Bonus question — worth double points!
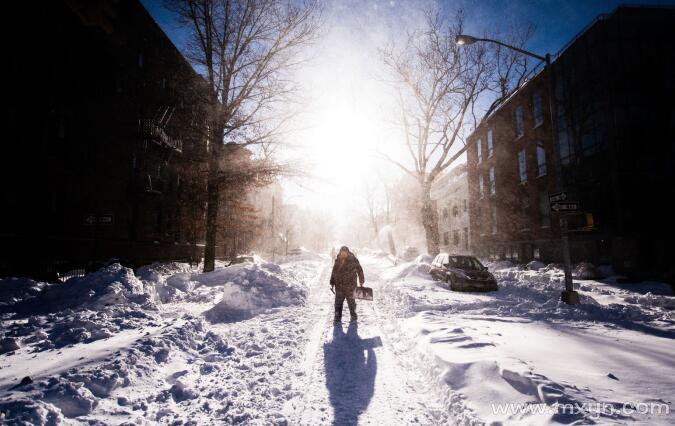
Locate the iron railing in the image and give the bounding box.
[140,119,183,152]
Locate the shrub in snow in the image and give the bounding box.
[573,262,601,279]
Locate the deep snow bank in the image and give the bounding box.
[200,263,308,322]
[373,256,675,424]
[2,264,160,353]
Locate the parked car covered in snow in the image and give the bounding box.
[401,246,419,261]
[288,248,303,256]
[430,253,498,292]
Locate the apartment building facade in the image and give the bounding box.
[2,0,212,278]
[431,165,471,255]
[467,6,675,277]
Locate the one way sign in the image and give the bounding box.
[550,202,579,212]
[549,191,567,203]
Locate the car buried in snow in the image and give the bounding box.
[429,253,498,292]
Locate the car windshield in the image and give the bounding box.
[446,256,483,270]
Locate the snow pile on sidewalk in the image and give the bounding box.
[381,255,432,281]
[201,263,308,322]
[0,277,53,311]
[0,317,234,424]
[0,256,321,425]
[372,256,675,424]
[2,264,161,353]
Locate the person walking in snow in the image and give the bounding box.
[329,246,365,323]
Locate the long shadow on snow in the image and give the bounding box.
[323,322,381,426]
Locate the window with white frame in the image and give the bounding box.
[518,150,527,183]
[533,92,544,127]
[487,129,494,157]
[515,106,524,137]
[489,167,496,195]
[478,174,484,198]
[476,139,483,164]
[536,143,547,176]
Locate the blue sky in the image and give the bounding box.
[142,0,675,62]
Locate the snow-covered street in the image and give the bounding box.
[1,253,674,425]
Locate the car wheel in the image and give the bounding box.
[445,274,454,290]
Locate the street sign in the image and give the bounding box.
[550,202,579,212]
[549,191,567,203]
[98,214,114,225]
[84,214,115,225]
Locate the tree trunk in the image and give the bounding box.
[203,170,219,272]
[203,124,223,273]
[420,186,440,256]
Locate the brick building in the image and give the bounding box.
[2,0,212,278]
[467,6,675,278]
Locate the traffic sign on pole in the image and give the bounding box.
[550,202,579,212]
[549,191,567,203]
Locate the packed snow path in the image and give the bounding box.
[290,261,447,425]
[2,254,673,424]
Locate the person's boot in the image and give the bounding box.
[333,313,341,324]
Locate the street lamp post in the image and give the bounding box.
[456,34,579,305]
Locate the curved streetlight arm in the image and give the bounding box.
[469,37,548,62]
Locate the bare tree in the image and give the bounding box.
[168,0,320,271]
[380,9,488,255]
[480,24,535,119]
[380,8,533,255]
[363,182,380,239]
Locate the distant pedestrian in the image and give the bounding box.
[329,246,365,323]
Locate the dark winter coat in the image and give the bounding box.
[330,253,364,294]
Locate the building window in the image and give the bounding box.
[521,196,530,230]
[463,199,467,212]
[478,174,484,198]
[533,92,544,127]
[515,106,524,137]
[487,129,494,157]
[491,204,497,235]
[443,232,450,246]
[463,227,468,250]
[476,139,483,164]
[453,230,460,246]
[489,167,496,195]
[536,143,547,177]
[518,150,527,183]
[453,205,459,217]
[539,190,551,228]
[442,207,449,220]
[534,247,541,259]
